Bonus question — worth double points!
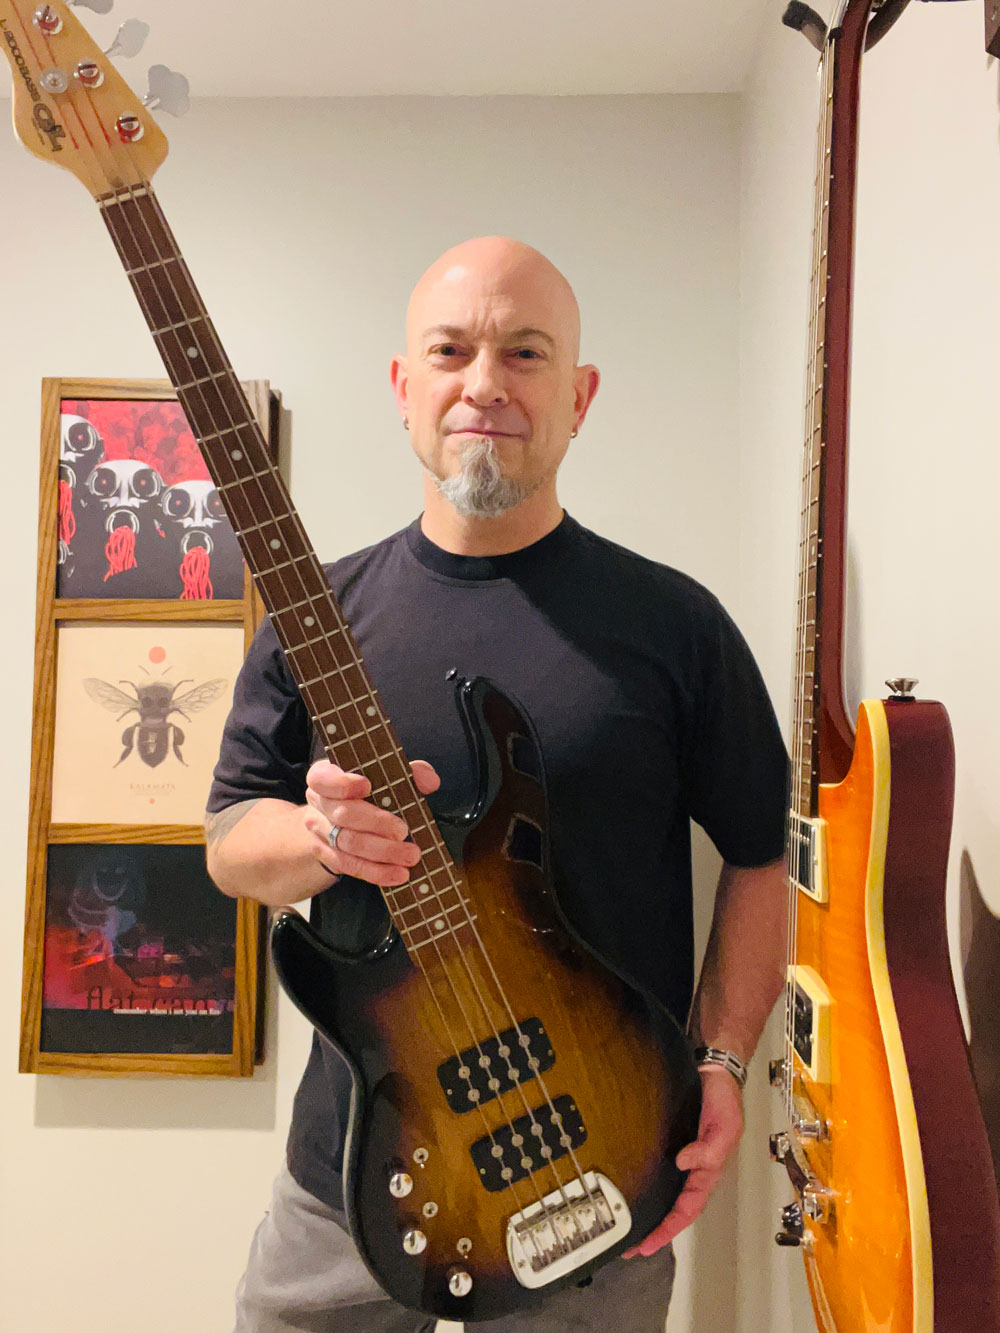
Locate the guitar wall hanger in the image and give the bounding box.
[784,0,975,55]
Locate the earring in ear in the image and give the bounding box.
[403,418,410,431]
[570,427,579,438]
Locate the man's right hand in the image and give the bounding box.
[303,759,441,888]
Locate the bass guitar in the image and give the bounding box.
[1,2,701,1321]
[771,3,1000,1330]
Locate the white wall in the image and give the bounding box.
[739,2,1000,1329]
[0,95,746,1330]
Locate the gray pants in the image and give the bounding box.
[235,1165,676,1332]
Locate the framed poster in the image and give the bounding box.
[20,377,278,1077]
[41,844,238,1056]
[51,623,244,826]
[57,396,246,600]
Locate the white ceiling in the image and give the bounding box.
[73,0,776,98]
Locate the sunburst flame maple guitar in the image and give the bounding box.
[2,3,701,1321]
[770,3,1000,1330]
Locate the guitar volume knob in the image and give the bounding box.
[388,1171,413,1199]
[447,1267,474,1297]
[402,1228,427,1255]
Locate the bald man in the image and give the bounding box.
[207,238,788,1333]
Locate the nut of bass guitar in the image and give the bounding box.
[775,698,1000,1332]
[271,676,703,1324]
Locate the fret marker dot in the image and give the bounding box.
[419,885,430,895]
[186,346,198,358]
[231,449,242,461]
[304,616,315,628]
[326,723,337,734]
[381,797,392,807]
[270,539,281,550]
[366,705,377,717]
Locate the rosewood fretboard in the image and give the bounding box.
[790,10,866,818]
[97,185,463,958]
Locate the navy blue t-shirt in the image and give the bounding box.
[207,513,788,1208]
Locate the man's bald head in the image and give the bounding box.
[390,236,599,534]
[405,237,582,365]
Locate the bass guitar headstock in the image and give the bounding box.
[0,1,175,197]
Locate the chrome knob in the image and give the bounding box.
[402,1228,427,1255]
[769,1131,790,1162]
[388,1172,413,1199]
[885,677,918,699]
[447,1267,474,1297]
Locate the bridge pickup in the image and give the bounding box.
[471,1094,586,1192]
[437,1018,554,1114]
[789,964,832,1084]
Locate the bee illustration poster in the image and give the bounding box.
[40,843,237,1055]
[51,624,243,825]
[56,397,245,600]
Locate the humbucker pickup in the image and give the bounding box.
[472,1095,586,1192]
[788,811,828,903]
[437,1018,555,1113]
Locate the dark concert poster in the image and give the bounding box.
[55,397,245,600]
[40,843,238,1056]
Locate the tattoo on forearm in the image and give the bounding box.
[204,798,263,850]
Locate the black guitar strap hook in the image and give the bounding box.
[784,0,972,56]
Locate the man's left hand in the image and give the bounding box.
[623,1069,745,1258]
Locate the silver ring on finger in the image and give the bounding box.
[326,824,343,851]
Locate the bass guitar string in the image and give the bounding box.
[85,131,596,1244]
[92,185,574,1267]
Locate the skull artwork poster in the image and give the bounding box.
[56,397,246,599]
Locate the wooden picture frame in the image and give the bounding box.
[19,377,279,1076]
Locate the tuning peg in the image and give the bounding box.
[105,18,149,59]
[73,0,114,12]
[143,64,190,118]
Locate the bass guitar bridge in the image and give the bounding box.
[506,1171,631,1289]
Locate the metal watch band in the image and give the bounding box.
[693,1045,748,1090]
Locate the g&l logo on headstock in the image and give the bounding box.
[33,99,65,151]
[1,21,64,152]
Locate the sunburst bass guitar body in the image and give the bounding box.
[272,676,702,1323]
[778,695,1000,1332]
